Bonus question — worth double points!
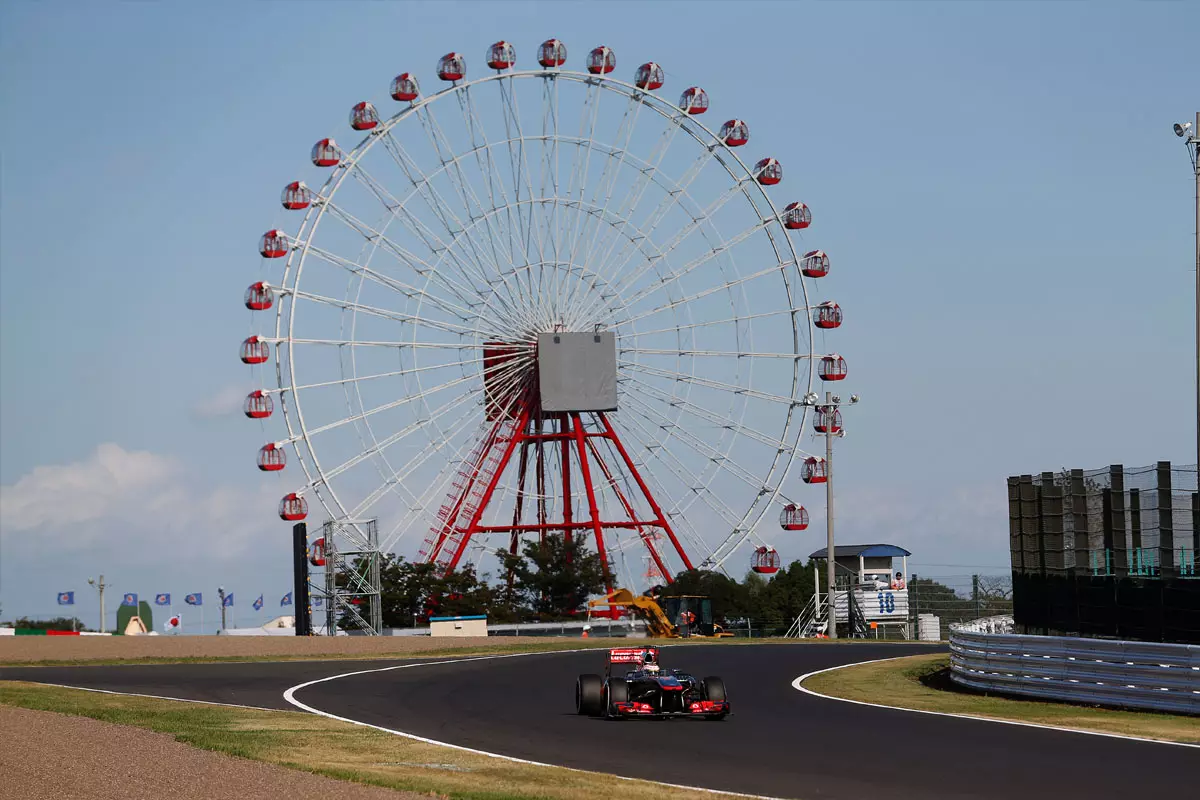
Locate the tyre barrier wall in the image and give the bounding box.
[949,625,1200,715]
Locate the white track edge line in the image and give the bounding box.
[791,655,1200,749]
[282,648,783,800]
[17,682,284,712]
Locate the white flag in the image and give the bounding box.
[164,614,182,633]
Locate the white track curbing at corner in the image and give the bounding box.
[282,648,783,800]
[791,655,1200,749]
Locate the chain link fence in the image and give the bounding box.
[1009,462,1200,643]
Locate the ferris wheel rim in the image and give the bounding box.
[266,63,819,572]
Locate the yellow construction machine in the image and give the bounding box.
[586,588,734,639]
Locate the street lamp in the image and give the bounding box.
[802,389,859,640]
[1175,113,1200,469]
[87,575,106,633]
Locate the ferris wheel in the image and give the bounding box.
[242,39,847,589]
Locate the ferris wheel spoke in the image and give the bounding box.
[458,87,520,263]
[497,77,550,271]
[618,392,775,496]
[621,307,803,339]
[594,143,717,296]
[377,130,506,295]
[306,247,509,337]
[267,361,470,396]
[289,288,477,337]
[455,87,538,304]
[623,347,817,361]
[602,180,747,306]
[614,264,787,328]
[312,383,482,483]
[606,219,775,314]
[622,375,797,454]
[353,402,482,524]
[562,81,604,278]
[619,360,800,407]
[612,411,745,530]
[290,372,479,443]
[540,76,562,267]
[417,104,531,295]
[561,94,646,325]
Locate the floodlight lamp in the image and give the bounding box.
[803,392,819,405]
[830,394,841,405]
[850,394,860,404]
[1175,122,1193,138]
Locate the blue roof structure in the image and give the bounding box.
[808,543,911,559]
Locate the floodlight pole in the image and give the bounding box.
[803,389,858,640]
[824,395,837,640]
[1191,112,1200,471]
[88,575,106,633]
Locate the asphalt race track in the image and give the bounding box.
[4,644,1197,798]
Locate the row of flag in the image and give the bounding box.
[56,591,312,609]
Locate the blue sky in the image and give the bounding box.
[1,1,1196,628]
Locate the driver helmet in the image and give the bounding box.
[643,662,660,674]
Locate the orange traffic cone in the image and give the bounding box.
[581,625,591,639]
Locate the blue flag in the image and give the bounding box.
[223,593,234,607]
[281,592,293,607]
[313,597,323,608]
[57,591,74,605]
[253,594,264,611]
[185,593,202,606]
[121,593,138,607]
[155,593,171,606]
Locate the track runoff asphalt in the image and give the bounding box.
[4,644,1197,799]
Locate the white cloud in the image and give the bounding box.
[191,383,256,419]
[0,443,282,559]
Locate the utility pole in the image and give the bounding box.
[1175,113,1200,469]
[802,388,859,640]
[217,586,227,632]
[87,575,106,633]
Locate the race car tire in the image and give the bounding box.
[577,674,603,716]
[703,676,727,703]
[609,676,628,719]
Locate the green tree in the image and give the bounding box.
[497,533,609,619]
[660,570,748,621]
[14,616,87,632]
[374,556,501,627]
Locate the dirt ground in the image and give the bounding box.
[0,705,426,800]
[0,634,559,664]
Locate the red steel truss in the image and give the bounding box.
[418,390,693,590]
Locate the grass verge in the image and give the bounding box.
[802,654,1200,744]
[0,681,745,800]
[0,635,925,668]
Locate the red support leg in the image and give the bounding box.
[441,404,532,574]
[559,413,572,547]
[598,412,695,572]
[570,413,615,601]
[586,437,672,584]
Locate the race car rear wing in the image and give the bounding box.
[606,646,659,667]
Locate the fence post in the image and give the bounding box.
[972,574,980,618]
[1130,488,1142,571]
[1071,469,1089,571]
[1108,465,1128,578]
[1157,462,1175,579]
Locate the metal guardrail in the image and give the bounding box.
[949,625,1200,715]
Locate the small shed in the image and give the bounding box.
[429,614,488,637]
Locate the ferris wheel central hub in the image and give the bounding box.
[536,331,618,413]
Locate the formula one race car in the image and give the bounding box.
[575,646,729,720]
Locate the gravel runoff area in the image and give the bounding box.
[0,705,427,800]
[0,634,551,664]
